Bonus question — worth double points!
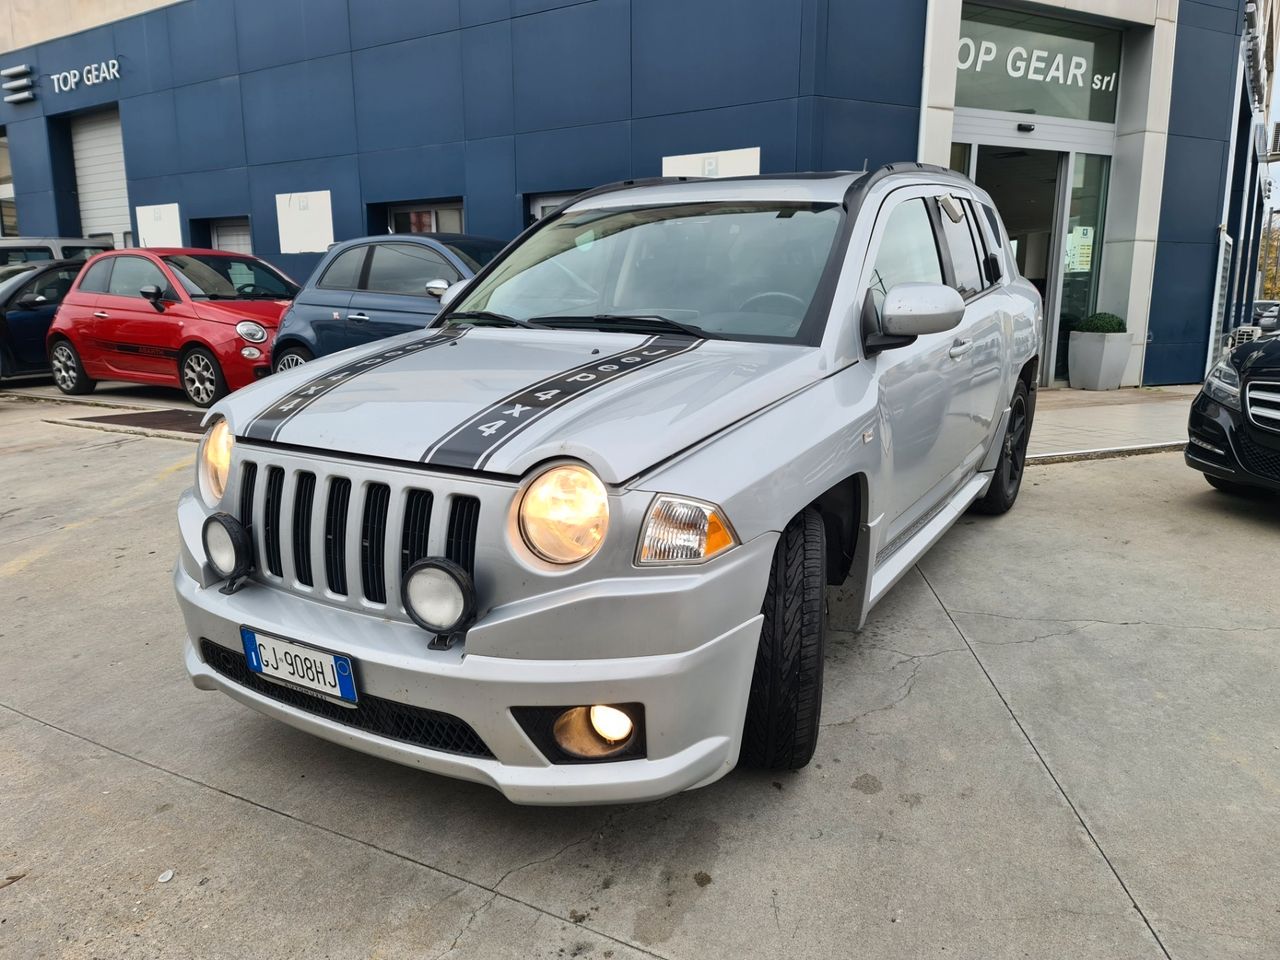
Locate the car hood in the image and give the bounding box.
[1238,333,1280,378]
[221,327,823,483]
[191,298,292,326]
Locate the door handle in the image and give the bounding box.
[347,312,370,323]
[93,311,109,319]
[948,338,974,360]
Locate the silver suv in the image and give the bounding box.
[174,165,1041,804]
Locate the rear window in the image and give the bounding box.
[0,246,54,265]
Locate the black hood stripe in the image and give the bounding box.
[421,334,703,470]
[244,329,465,443]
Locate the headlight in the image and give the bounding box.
[236,320,267,343]
[1204,358,1241,410]
[637,495,738,565]
[198,418,234,506]
[518,465,609,564]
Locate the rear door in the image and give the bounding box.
[5,264,82,368]
[346,241,461,345]
[933,193,1007,469]
[96,255,182,379]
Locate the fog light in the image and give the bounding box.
[202,512,253,581]
[553,705,636,758]
[240,346,262,359]
[401,558,475,635]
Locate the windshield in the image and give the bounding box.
[163,254,299,300]
[449,201,843,343]
[442,238,505,273]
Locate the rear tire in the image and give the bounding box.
[1205,474,1266,497]
[740,507,826,771]
[180,346,227,408]
[972,378,1032,516]
[49,339,96,395]
[273,344,313,373]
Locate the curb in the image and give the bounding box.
[2,390,153,412]
[1028,440,1186,465]
[42,418,200,445]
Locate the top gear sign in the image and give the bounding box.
[50,57,121,93]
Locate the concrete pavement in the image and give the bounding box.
[1,394,1277,959]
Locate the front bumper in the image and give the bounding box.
[175,504,772,805]
[1186,391,1280,493]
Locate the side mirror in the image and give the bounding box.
[139,284,165,310]
[866,283,965,354]
[424,278,450,299]
[14,294,45,310]
[439,280,468,310]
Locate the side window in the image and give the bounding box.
[364,243,460,295]
[17,267,80,305]
[106,256,172,299]
[319,246,367,290]
[77,258,114,294]
[0,247,54,265]
[936,195,984,298]
[867,198,944,322]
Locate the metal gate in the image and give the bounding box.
[211,217,253,254]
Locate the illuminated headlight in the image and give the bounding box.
[198,417,234,506]
[637,495,738,564]
[1204,359,1241,410]
[236,321,267,343]
[518,465,609,564]
[401,558,476,634]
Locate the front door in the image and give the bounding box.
[5,264,80,368]
[346,242,460,345]
[96,254,182,379]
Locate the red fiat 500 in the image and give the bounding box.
[47,248,299,407]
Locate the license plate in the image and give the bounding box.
[240,627,357,704]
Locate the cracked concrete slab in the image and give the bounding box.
[2,401,1275,958]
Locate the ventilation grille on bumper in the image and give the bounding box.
[200,639,494,758]
[1236,432,1280,480]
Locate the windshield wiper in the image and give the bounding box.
[528,314,722,340]
[445,310,542,330]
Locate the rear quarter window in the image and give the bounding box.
[77,258,113,294]
[318,246,367,290]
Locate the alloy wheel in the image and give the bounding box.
[183,353,217,405]
[275,352,307,372]
[51,343,77,391]
[1002,393,1029,496]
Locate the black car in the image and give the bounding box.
[1187,334,1280,494]
[0,259,84,381]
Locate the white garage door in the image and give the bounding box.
[71,109,130,247]
[211,217,253,254]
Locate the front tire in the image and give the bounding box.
[972,378,1032,516]
[49,339,96,395]
[741,507,826,771]
[180,346,227,408]
[273,344,313,373]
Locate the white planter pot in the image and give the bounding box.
[1068,331,1129,390]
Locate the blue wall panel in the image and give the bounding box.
[358,142,467,204]
[631,101,799,178]
[347,0,461,50]
[515,121,631,195]
[240,54,357,165]
[631,0,802,117]
[461,20,514,139]
[173,77,246,174]
[118,90,179,180]
[165,0,239,86]
[822,0,927,107]
[464,135,521,238]
[234,0,349,73]
[815,98,920,172]
[351,33,464,152]
[511,0,630,132]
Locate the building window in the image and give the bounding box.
[527,192,582,225]
[387,202,463,235]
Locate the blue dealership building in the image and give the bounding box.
[0,0,1274,385]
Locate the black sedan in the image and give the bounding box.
[1187,333,1280,495]
[0,259,84,381]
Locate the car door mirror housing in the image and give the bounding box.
[439,280,468,309]
[424,278,450,299]
[139,284,166,311]
[14,294,44,310]
[881,283,965,337]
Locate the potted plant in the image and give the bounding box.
[1068,312,1129,390]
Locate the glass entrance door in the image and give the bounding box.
[958,143,1110,386]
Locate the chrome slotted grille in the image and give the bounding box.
[234,447,496,623]
[1246,381,1280,434]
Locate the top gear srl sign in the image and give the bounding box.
[956,4,1121,123]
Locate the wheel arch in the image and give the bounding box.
[806,471,868,586]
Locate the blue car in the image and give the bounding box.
[0,259,84,381]
[271,233,506,371]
